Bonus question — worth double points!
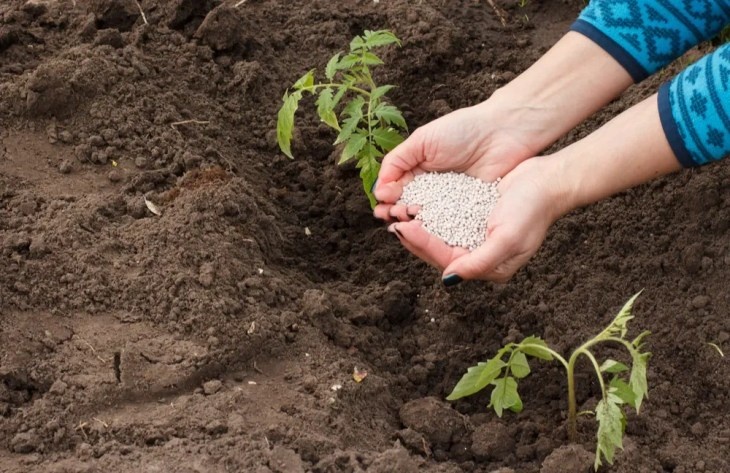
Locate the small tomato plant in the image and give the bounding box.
[447,292,650,471]
[276,30,407,207]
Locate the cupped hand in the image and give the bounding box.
[372,102,539,222]
[384,156,570,284]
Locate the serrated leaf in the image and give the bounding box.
[608,291,642,338]
[335,97,365,145]
[510,352,531,379]
[594,396,625,470]
[600,359,629,374]
[325,53,341,80]
[292,70,315,91]
[316,88,339,130]
[276,90,303,159]
[363,30,401,49]
[632,330,651,350]
[339,131,367,165]
[372,128,404,152]
[518,336,554,361]
[361,51,384,66]
[350,34,366,52]
[446,357,506,401]
[629,351,650,413]
[489,377,522,417]
[338,53,361,71]
[608,378,636,408]
[358,144,382,209]
[371,84,395,101]
[374,104,407,130]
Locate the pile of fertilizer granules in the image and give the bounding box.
[397,172,501,251]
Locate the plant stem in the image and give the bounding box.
[304,83,371,97]
[565,338,609,442]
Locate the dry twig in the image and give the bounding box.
[135,0,148,25]
[486,0,509,27]
[170,120,210,130]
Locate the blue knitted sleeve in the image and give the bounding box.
[658,44,730,167]
[571,1,730,82]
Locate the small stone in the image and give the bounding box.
[134,156,149,169]
[108,169,123,183]
[691,295,710,309]
[690,421,705,436]
[29,236,48,257]
[49,379,67,395]
[94,28,124,48]
[205,419,228,435]
[88,135,105,147]
[11,431,39,453]
[59,160,73,174]
[59,130,73,143]
[471,422,514,460]
[199,262,215,288]
[203,379,222,395]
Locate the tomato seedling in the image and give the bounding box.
[276,30,407,207]
[447,292,650,470]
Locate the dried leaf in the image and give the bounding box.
[144,197,161,216]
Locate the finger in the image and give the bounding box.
[442,231,515,282]
[374,175,416,204]
[393,221,469,270]
[373,204,395,222]
[378,129,427,185]
[388,203,416,222]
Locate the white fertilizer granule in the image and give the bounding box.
[398,172,501,251]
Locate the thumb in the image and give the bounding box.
[378,128,427,185]
[442,232,514,284]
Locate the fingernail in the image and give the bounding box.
[371,178,379,194]
[442,274,462,287]
[387,223,402,238]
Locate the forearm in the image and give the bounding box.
[484,32,634,154]
[552,94,681,214]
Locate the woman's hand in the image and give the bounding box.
[372,102,540,222]
[384,156,569,284]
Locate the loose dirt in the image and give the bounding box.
[1,1,728,472]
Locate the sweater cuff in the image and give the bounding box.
[570,19,649,83]
[658,82,696,168]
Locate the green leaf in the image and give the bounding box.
[372,128,404,152]
[276,90,303,159]
[608,378,636,408]
[335,97,365,145]
[292,70,315,91]
[629,351,650,413]
[489,377,522,417]
[371,84,395,101]
[325,53,341,80]
[594,395,625,470]
[338,53,361,71]
[446,357,506,401]
[632,330,651,350]
[358,144,382,209]
[374,104,407,130]
[362,30,401,49]
[339,131,367,165]
[350,34,366,52]
[518,336,554,361]
[510,352,531,379]
[600,359,629,374]
[607,291,642,338]
[316,88,340,130]
[332,84,349,108]
[361,52,384,66]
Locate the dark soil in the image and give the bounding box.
[1,1,728,472]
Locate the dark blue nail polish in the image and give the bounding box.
[371,178,379,194]
[442,274,462,287]
[393,227,404,238]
